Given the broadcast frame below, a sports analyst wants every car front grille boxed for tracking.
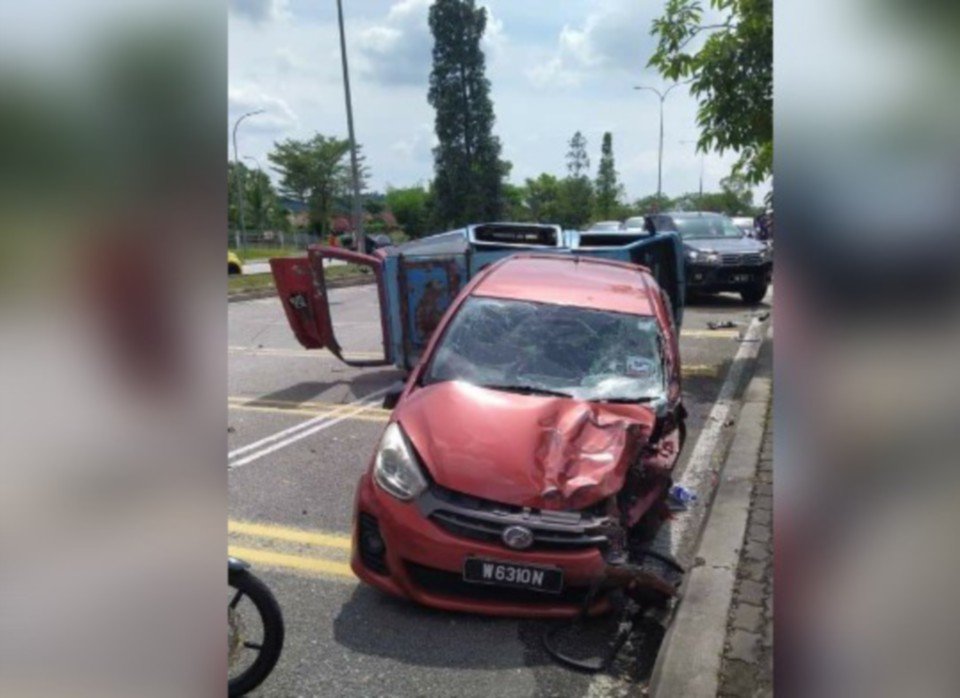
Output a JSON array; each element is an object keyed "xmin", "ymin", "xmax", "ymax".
[
  {"xmin": 405, "ymin": 561, "xmax": 594, "ymax": 605},
  {"xmin": 418, "ymin": 484, "xmax": 612, "ymax": 551},
  {"xmin": 721, "ymin": 253, "xmax": 764, "ymax": 265}
]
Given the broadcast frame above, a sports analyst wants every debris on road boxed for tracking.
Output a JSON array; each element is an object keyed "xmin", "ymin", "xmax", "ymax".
[
  {"xmin": 707, "ymin": 320, "xmax": 738, "ymax": 330},
  {"xmin": 668, "ymin": 484, "xmax": 698, "ymax": 510}
]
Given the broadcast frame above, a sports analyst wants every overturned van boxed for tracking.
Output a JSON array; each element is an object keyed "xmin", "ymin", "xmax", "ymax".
[{"xmin": 269, "ymin": 222, "xmax": 685, "ymax": 371}]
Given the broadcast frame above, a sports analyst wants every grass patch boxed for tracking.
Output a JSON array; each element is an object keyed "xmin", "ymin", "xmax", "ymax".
[
  {"xmin": 228, "ymin": 263, "xmax": 372, "ymax": 294},
  {"xmin": 228, "ymin": 273, "xmax": 275, "ymax": 293},
  {"xmin": 232, "ymin": 246, "xmax": 302, "ymax": 262}
]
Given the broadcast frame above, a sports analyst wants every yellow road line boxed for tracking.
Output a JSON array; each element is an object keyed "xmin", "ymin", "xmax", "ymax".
[
  {"xmin": 682, "ymin": 364, "xmax": 720, "ymax": 377},
  {"xmin": 680, "ymin": 329, "xmax": 740, "ymax": 339},
  {"xmin": 228, "ymin": 545, "xmax": 356, "ymax": 579},
  {"xmin": 229, "ymin": 345, "xmax": 384, "ymax": 360},
  {"xmin": 228, "ymin": 396, "xmax": 391, "ymax": 415},
  {"xmin": 227, "ymin": 397, "xmax": 390, "ymax": 422},
  {"xmin": 229, "ymin": 520, "xmax": 352, "ymax": 550}
]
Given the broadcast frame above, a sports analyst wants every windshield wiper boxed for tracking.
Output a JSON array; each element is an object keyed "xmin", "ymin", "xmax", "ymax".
[
  {"xmin": 593, "ymin": 396, "xmax": 658, "ymax": 404},
  {"xmin": 479, "ymin": 384, "xmax": 574, "ymax": 398}
]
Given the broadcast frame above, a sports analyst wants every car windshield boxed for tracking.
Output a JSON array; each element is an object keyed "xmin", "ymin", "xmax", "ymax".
[
  {"xmin": 423, "ymin": 297, "xmax": 666, "ymax": 402},
  {"xmin": 673, "ymin": 216, "xmax": 744, "ymax": 239}
]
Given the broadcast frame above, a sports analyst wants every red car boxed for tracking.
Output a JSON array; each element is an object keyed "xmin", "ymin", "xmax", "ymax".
[{"xmin": 352, "ymin": 254, "xmax": 685, "ymax": 617}]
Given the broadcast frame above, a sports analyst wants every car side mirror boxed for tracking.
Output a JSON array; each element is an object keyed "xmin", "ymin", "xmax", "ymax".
[{"xmin": 382, "ymin": 381, "xmax": 405, "ymax": 410}]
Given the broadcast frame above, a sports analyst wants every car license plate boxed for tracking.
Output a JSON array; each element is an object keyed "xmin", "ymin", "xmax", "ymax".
[
  {"xmin": 731, "ymin": 273, "xmax": 753, "ymax": 283},
  {"xmin": 463, "ymin": 558, "xmax": 563, "ymax": 594}
]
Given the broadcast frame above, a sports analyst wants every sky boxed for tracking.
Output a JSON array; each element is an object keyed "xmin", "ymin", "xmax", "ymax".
[{"xmin": 229, "ymin": 0, "xmax": 766, "ymax": 202}]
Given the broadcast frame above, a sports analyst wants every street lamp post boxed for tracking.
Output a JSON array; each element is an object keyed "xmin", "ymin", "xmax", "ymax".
[
  {"xmin": 680, "ymin": 139, "xmax": 705, "ymax": 209},
  {"xmin": 336, "ymin": 0, "xmax": 365, "ymax": 254},
  {"xmin": 232, "ymin": 109, "xmax": 265, "ymax": 258},
  {"xmin": 634, "ymin": 83, "xmax": 683, "ymax": 209}
]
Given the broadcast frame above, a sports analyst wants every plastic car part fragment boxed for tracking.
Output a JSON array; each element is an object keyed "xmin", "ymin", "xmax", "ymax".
[{"xmin": 542, "ymin": 549, "xmax": 684, "ymax": 673}]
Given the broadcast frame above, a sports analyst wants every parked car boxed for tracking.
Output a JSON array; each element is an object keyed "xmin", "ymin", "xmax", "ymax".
[
  {"xmin": 622, "ymin": 216, "xmax": 650, "ymax": 233},
  {"xmin": 350, "ymin": 253, "xmax": 685, "ymax": 617},
  {"xmin": 228, "ymin": 251, "xmax": 242, "ymax": 275},
  {"xmin": 587, "ymin": 221, "xmax": 623, "ymax": 232},
  {"xmin": 364, "ymin": 233, "xmax": 394, "ymax": 253},
  {"xmin": 731, "ymin": 216, "xmax": 756, "ymax": 237},
  {"xmin": 647, "ymin": 212, "xmax": 771, "ymax": 304}
]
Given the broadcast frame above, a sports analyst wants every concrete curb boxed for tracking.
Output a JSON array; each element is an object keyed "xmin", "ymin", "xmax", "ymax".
[
  {"xmin": 648, "ymin": 372, "xmax": 772, "ymax": 697},
  {"xmin": 227, "ymin": 275, "xmax": 375, "ymax": 303}
]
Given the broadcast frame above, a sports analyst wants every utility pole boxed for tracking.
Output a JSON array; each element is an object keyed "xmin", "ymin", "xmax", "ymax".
[
  {"xmin": 633, "ymin": 83, "xmax": 683, "ymax": 210},
  {"xmin": 232, "ymin": 109, "xmax": 265, "ymax": 258},
  {"xmin": 336, "ymin": 0, "xmax": 365, "ymax": 254}
]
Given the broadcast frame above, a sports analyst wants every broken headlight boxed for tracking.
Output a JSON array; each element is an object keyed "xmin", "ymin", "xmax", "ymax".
[{"xmin": 373, "ymin": 422, "xmax": 428, "ymax": 501}]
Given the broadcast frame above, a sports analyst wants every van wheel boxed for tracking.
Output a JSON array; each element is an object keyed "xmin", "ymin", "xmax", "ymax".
[{"xmin": 740, "ymin": 283, "xmax": 767, "ymax": 305}]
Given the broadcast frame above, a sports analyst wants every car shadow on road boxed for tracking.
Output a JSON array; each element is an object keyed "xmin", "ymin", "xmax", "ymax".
[
  {"xmin": 684, "ymin": 291, "xmax": 771, "ymax": 312},
  {"xmin": 252, "ymin": 371, "xmax": 403, "ymax": 408},
  {"xmin": 332, "ymin": 584, "xmax": 554, "ymax": 671}
]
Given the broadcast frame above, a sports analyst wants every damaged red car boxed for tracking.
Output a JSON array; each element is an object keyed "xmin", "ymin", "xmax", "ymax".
[{"xmin": 352, "ymin": 254, "xmax": 685, "ymax": 617}]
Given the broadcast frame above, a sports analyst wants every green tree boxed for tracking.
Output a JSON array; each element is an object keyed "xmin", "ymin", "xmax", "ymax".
[
  {"xmin": 562, "ymin": 131, "xmax": 594, "ymax": 229},
  {"xmin": 594, "ymin": 132, "xmax": 624, "ymax": 219},
  {"xmin": 268, "ymin": 134, "xmax": 356, "ymax": 235},
  {"xmin": 386, "ymin": 185, "xmax": 434, "ymax": 239},
  {"xmin": 428, "ymin": 0, "xmax": 505, "ymax": 228},
  {"xmin": 671, "ymin": 175, "xmax": 755, "ymax": 215},
  {"xmin": 634, "ymin": 193, "xmax": 675, "ymax": 214},
  {"xmin": 523, "ymin": 173, "xmax": 564, "ymax": 223},
  {"xmin": 649, "ymin": 0, "xmax": 772, "ymax": 183}
]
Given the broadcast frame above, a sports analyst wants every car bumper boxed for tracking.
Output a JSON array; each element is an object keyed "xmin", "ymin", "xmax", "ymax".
[
  {"xmin": 685, "ymin": 262, "xmax": 772, "ymax": 291},
  {"xmin": 351, "ymin": 473, "xmax": 611, "ymax": 618}
]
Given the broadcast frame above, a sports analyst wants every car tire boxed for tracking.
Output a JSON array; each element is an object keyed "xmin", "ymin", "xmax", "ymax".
[
  {"xmin": 228, "ymin": 263, "xmax": 242, "ymax": 275},
  {"xmin": 740, "ymin": 283, "xmax": 767, "ymax": 305}
]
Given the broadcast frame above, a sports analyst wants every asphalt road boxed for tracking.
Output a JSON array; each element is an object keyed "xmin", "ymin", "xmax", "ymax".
[{"xmin": 228, "ymin": 283, "xmax": 771, "ymax": 697}]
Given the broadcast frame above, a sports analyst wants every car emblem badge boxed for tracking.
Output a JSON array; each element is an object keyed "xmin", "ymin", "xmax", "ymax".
[{"xmin": 502, "ymin": 525, "xmax": 534, "ymax": 550}]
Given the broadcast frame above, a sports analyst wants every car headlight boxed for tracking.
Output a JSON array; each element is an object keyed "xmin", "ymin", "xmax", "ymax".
[
  {"xmin": 373, "ymin": 422, "xmax": 428, "ymax": 501},
  {"xmin": 686, "ymin": 249, "xmax": 701, "ymax": 262}
]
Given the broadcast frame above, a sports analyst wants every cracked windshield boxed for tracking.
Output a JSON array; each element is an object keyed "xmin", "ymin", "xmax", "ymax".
[{"xmin": 424, "ymin": 297, "xmax": 665, "ymax": 402}]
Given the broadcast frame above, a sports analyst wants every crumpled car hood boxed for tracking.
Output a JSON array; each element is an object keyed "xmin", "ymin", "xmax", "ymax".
[{"xmin": 397, "ymin": 381, "xmax": 656, "ymax": 510}]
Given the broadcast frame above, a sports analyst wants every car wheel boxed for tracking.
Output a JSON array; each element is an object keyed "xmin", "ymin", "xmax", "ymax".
[
  {"xmin": 228, "ymin": 263, "xmax": 242, "ymax": 275},
  {"xmin": 740, "ymin": 283, "xmax": 767, "ymax": 305}
]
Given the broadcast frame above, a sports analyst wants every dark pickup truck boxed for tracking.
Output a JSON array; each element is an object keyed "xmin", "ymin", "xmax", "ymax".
[{"xmin": 647, "ymin": 212, "xmax": 772, "ymax": 304}]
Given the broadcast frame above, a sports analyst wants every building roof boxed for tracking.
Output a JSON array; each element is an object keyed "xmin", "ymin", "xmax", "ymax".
[{"xmin": 473, "ymin": 254, "xmax": 656, "ymax": 316}]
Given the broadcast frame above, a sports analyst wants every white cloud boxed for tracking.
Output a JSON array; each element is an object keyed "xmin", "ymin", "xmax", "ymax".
[
  {"xmin": 357, "ymin": 0, "xmax": 432, "ymax": 86},
  {"xmin": 527, "ymin": 0, "xmax": 660, "ymax": 89},
  {"xmin": 229, "ymin": 0, "xmax": 289, "ymax": 24},
  {"xmin": 357, "ymin": 0, "xmax": 506, "ymax": 86},
  {"xmin": 228, "ymin": 85, "xmax": 298, "ymax": 133}
]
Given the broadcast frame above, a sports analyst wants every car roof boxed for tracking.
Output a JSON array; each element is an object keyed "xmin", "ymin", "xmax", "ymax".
[
  {"xmin": 471, "ymin": 254, "xmax": 656, "ymax": 316},
  {"xmin": 660, "ymin": 211, "xmax": 725, "ymax": 218}
]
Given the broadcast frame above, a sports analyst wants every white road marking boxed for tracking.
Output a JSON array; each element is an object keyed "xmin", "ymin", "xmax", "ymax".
[
  {"xmin": 228, "ymin": 387, "xmax": 389, "ymax": 468},
  {"xmin": 667, "ymin": 314, "xmax": 766, "ymax": 558}
]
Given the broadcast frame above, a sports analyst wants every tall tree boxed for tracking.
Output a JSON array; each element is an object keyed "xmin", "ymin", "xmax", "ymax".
[
  {"xmin": 566, "ymin": 131, "xmax": 590, "ymax": 178},
  {"xmin": 428, "ymin": 0, "xmax": 505, "ymax": 228},
  {"xmin": 649, "ymin": 0, "xmax": 772, "ymax": 184},
  {"xmin": 268, "ymin": 134, "xmax": 354, "ymax": 235},
  {"xmin": 594, "ymin": 132, "xmax": 624, "ymax": 219},
  {"xmin": 563, "ymin": 131, "xmax": 594, "ymax": 229}
]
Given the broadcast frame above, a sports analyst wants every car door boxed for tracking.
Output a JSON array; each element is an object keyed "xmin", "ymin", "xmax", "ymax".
[{"xmin": 269, "ymin": 246, "xmax": 393, "ymax": 367}]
